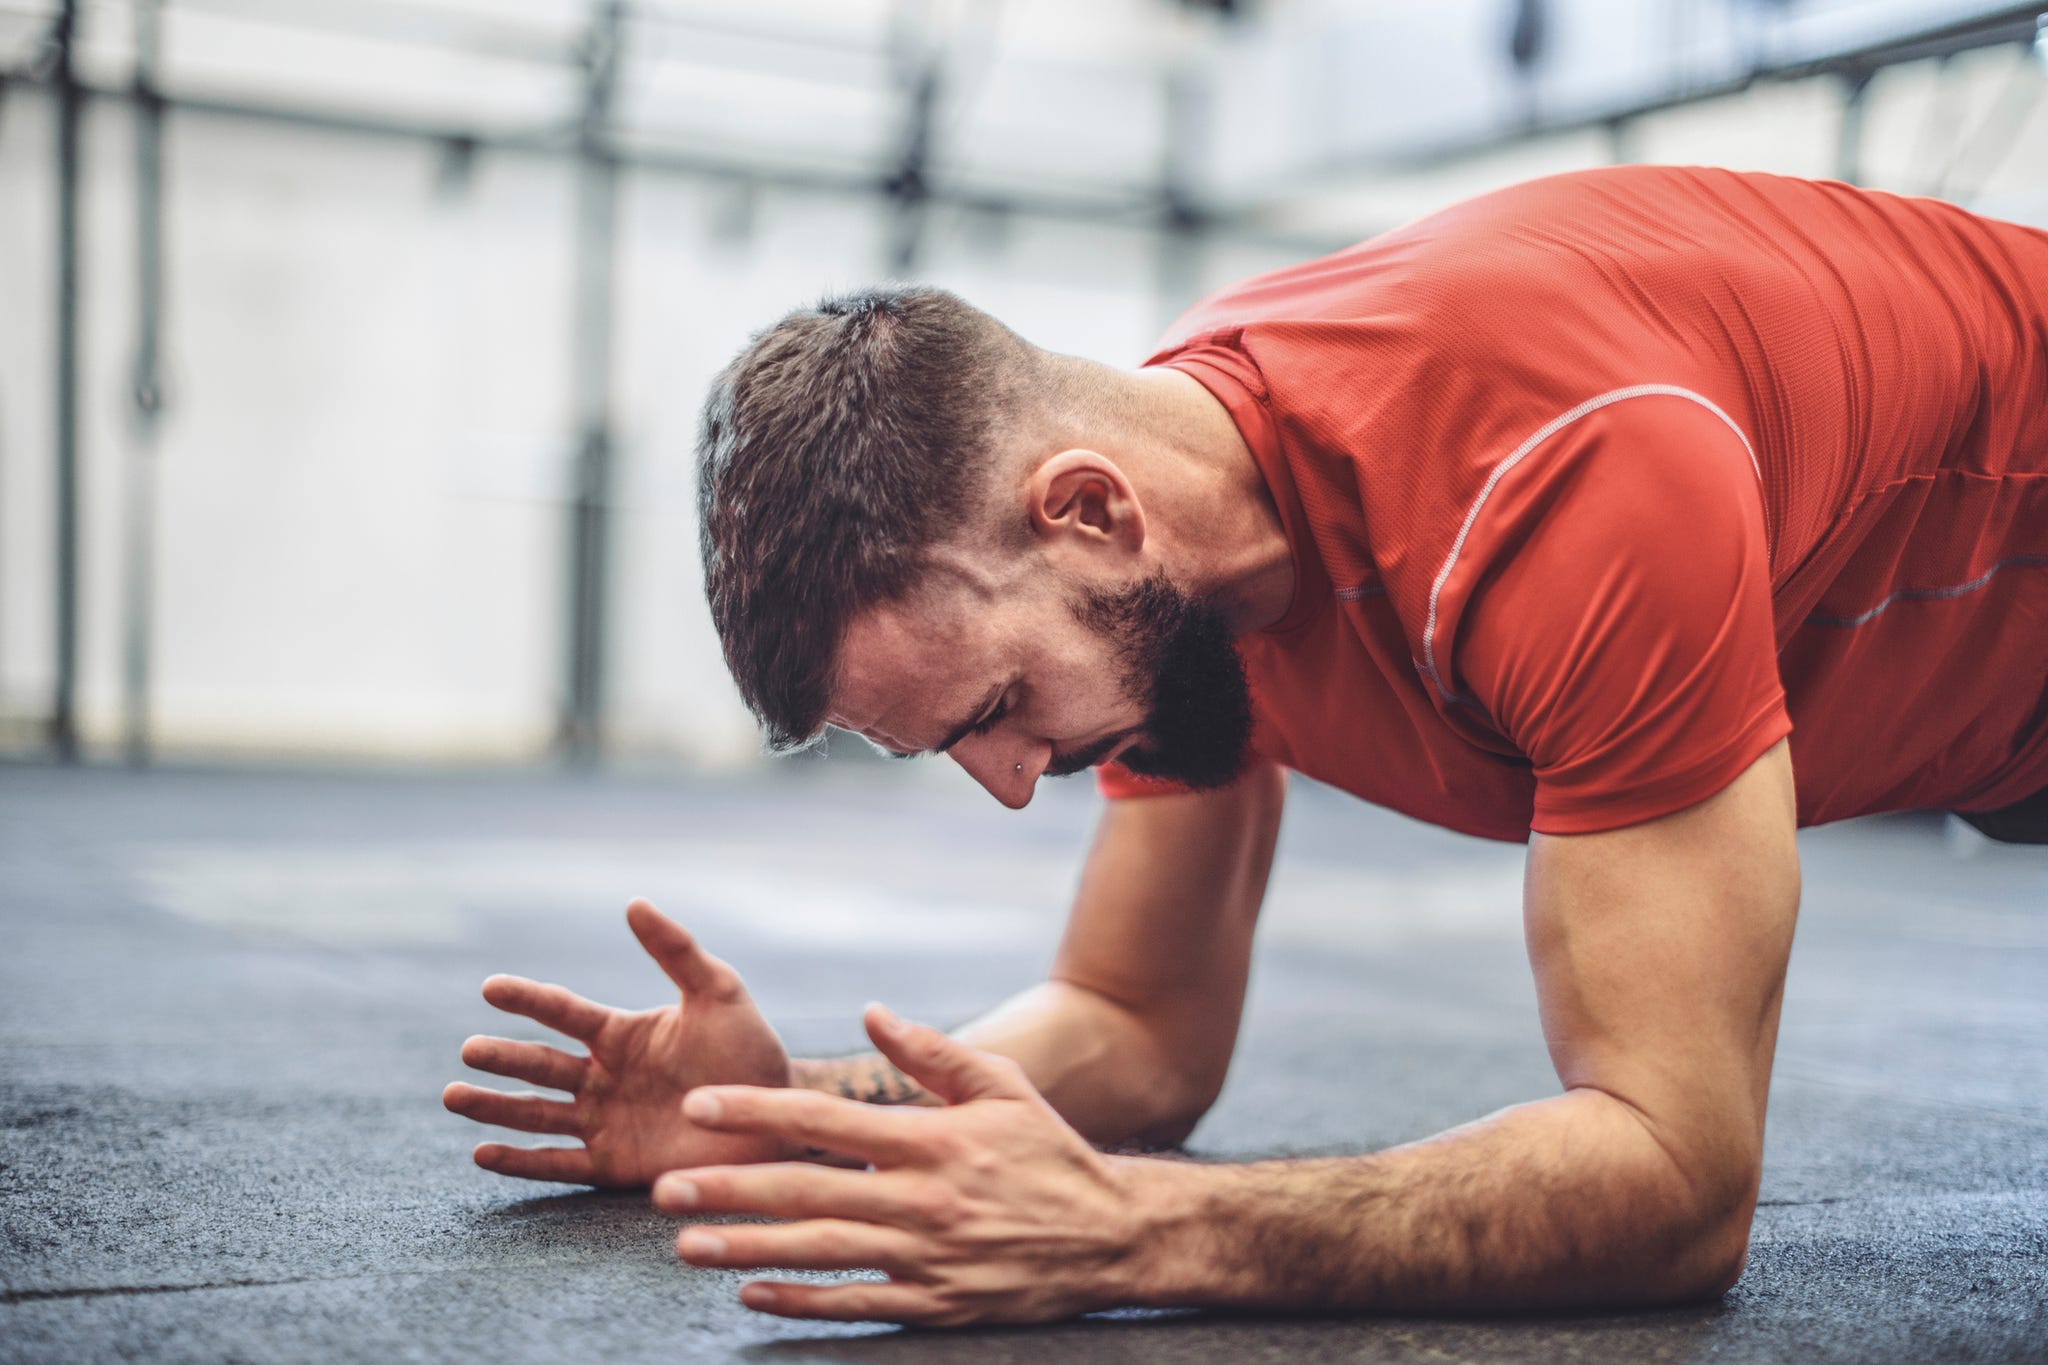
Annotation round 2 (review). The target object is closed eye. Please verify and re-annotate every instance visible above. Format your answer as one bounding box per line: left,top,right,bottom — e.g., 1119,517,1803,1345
966,699,1009,737
932,684,1012,755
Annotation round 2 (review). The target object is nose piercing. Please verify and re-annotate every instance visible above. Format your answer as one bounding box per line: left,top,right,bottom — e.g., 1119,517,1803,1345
1014,763,1023,774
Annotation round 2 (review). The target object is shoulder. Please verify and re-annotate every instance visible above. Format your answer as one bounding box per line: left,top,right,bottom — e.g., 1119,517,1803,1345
1164,165,1752,328
1441,391,1788,833
1433,387,1771,704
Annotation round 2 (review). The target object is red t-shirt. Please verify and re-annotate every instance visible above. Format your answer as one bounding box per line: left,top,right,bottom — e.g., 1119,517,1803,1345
1098,166,2048,840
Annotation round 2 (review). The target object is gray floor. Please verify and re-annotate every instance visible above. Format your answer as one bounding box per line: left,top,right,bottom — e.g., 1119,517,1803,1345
1,759,2043,1363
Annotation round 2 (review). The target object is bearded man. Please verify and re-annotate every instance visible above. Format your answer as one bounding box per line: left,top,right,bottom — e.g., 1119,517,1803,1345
444,165,2048,1326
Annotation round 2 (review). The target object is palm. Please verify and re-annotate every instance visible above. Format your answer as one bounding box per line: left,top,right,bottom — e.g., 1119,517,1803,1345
443,899,791,1188
577,987,788,1183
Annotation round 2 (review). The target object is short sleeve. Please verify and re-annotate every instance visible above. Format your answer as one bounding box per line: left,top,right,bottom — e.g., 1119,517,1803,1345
1446,392,1791,835
1094,761,1191,801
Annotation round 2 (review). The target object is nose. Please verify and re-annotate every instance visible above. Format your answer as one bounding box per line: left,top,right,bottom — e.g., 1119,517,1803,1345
947,733,1046,810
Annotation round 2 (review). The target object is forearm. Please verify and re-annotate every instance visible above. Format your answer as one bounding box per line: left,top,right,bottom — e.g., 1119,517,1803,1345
791,978,1205,1147
1119,1088,1756,1313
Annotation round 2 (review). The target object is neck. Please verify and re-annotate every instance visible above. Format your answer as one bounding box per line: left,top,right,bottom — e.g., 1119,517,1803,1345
1121,367,1296,634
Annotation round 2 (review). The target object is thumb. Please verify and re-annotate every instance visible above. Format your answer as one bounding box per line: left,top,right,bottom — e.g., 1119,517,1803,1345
863,1003,1031,1106
625,898,737,1000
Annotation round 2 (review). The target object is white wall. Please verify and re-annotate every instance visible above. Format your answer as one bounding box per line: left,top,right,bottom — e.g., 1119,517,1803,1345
0,89,1229,766
1,0,2041,766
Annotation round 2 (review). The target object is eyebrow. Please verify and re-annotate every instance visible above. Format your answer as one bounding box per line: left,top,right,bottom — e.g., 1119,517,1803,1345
929,683,1004,756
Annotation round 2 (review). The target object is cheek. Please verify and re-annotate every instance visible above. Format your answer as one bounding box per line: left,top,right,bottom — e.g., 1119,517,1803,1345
1035,652,1140,734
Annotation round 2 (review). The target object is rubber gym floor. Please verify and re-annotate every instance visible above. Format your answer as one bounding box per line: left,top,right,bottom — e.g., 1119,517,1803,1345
2,759,2043,1363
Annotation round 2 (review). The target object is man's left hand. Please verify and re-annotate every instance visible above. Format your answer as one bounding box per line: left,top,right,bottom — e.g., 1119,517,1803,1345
650,1003,1151,1326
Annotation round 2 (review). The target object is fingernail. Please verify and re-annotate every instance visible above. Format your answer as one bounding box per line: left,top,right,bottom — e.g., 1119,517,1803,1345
683,1091,722,1123
741,1283,778,1310
679,1230,725,1261
657,1177,698,1209
867,1002,902,1033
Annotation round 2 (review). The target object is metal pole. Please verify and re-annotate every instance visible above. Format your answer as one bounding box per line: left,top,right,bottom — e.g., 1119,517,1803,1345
884,60,938,275
880,0,942,276
1604,114,1637,165
123,0,166,767
1224,1,2047,220
49,0,82,762
559,0,622,766
0,68,1317,248
1837,66,1874,186
1154,56,1209,335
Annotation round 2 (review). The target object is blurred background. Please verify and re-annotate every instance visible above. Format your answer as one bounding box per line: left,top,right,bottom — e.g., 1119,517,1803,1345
4,9,2046,1358
1,0,2044,773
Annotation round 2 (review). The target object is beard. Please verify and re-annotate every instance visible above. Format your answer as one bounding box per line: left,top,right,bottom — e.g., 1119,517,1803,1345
1070,572,1256,791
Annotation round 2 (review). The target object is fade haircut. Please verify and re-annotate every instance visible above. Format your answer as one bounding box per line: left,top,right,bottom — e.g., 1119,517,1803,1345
696,284,1035,751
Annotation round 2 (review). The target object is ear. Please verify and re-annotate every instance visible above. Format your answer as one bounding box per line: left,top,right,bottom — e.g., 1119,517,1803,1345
1026,449,1146,555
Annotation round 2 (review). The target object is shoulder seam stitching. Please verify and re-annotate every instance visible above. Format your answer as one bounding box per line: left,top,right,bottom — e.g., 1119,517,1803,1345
1418,383,1762,703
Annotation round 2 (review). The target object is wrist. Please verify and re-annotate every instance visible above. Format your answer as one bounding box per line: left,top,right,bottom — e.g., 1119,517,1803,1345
1106,1154,1234,1310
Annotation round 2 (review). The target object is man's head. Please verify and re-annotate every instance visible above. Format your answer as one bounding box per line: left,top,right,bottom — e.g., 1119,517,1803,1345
696,284,1253,806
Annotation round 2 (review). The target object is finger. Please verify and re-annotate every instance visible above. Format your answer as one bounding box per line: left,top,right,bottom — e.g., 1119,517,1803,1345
625,899,741,1001
443,1082,584,1136
681,1086,928,1166
676,1218,920,1276
653,1164,938,1228
460,1036,587,1093
480,975,609,1045
472,1142,596,1185
737,1279,946,1325
863,1003,1033,1106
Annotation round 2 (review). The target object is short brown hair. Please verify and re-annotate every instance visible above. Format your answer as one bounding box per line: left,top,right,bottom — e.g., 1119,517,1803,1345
696,285,1031,750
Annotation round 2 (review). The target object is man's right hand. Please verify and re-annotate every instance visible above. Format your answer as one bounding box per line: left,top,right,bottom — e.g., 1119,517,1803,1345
442,898,792,1188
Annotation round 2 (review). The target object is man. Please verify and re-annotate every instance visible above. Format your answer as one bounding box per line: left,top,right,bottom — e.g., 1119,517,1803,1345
443,165,2048,1326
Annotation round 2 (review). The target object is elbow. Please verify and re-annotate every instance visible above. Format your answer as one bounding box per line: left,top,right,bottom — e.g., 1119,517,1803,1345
1129,1112,1202,1150
1674,1207,1753,1300
1112,1039,1236,1149
1584,1128,1758,1306
1650,1161,1759,1302
1127,1070,1224,1150
1059,978,1235,1150
1602,1203,1750,1307
1605,1099,1761,1303
1709,1235,1751,1298
1688,1144,1763,1298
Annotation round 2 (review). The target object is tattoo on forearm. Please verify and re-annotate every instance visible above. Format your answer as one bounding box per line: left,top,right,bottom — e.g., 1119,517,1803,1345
830,1060,926,1106
791,1053,933,1108
786,1054,933,1164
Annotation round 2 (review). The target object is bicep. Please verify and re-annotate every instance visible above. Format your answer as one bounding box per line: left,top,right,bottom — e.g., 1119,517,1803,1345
1523,738,1800,1217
